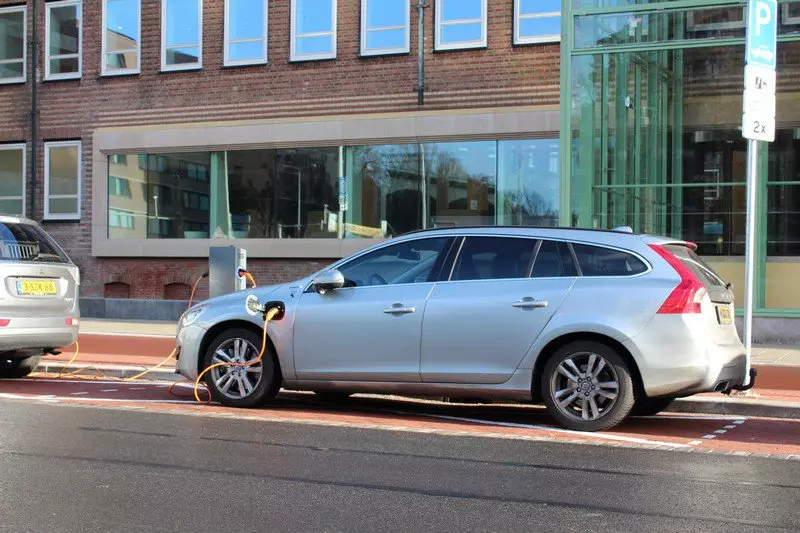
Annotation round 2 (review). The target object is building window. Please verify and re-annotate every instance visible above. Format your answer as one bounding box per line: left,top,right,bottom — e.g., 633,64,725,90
110,176,131,197
45,0,82,80
0,144,26,217
102,0,140,75
514,0,560,45
434,0,486,51
161,0,202,71
109,209,135,229
361,0,409,56
224,0,268,66
44,141,81,220
0,6,26,84
291,0,337,61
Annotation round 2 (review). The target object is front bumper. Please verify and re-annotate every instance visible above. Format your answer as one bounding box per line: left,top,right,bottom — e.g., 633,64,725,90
174,322,207,381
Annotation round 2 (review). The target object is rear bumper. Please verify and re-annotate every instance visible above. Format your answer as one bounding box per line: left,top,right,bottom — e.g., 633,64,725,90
0,327,78,355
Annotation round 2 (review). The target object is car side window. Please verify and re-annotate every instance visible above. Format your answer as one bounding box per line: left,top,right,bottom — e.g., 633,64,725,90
531,240,578,278
571,243,648,276
337,237,453,288
451,237,537,281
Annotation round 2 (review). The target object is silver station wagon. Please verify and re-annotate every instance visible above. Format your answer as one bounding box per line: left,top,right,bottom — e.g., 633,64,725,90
0,215,80,379
175,226,751,431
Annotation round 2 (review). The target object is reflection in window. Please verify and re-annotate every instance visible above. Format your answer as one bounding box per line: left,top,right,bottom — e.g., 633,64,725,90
0,144,25,216
225,0,268,65
162,0,202,70
435,0,486,51
291,0,336,61
514,0,560,45
361,0,409,56
46,0,82,80
497,140,559,226
425,141,496,228
452,237,537,281
45,141,81,220
103,0,140,75
339,237,452,287
0,6,26,83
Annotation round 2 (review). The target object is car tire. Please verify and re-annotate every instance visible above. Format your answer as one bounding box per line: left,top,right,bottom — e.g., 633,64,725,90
632,396,675,417
0,355,42,379
202,328,280,408
313,391,352,402
541,341,636,432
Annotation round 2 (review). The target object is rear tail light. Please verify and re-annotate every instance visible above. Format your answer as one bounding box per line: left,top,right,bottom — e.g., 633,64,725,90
649,244,706,314
0,319,9,327
66,318,79,327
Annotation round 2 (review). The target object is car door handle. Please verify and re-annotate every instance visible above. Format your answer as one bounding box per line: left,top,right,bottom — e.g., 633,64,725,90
383,304,416,315
512,298,548,309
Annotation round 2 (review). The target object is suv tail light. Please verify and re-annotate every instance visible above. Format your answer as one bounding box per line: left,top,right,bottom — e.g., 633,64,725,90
649,244,706,314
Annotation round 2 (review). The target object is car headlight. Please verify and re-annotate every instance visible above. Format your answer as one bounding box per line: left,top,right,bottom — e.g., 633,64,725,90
180,304,208,329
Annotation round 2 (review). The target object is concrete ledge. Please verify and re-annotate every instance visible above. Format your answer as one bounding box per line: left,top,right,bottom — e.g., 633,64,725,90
35,362,178,382
735,316,800,344
80,297,190,322
667,396,800,420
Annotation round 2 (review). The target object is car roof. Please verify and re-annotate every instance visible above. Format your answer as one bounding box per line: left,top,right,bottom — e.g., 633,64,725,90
0,214,37,226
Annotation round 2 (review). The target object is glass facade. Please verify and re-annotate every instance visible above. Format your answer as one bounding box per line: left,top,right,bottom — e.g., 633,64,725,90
107,138,560,241
567,0,800,313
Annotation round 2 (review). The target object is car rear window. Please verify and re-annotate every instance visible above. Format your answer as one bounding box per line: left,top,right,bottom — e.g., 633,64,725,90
663,244,726,287
571,243,648,277
0,222,69,263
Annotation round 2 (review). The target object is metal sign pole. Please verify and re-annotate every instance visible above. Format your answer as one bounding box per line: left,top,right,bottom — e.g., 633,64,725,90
742,139,759,387
740,0,777,387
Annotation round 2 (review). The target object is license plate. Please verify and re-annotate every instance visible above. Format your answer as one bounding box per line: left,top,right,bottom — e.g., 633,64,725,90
16,279,57,296
716,305,732,325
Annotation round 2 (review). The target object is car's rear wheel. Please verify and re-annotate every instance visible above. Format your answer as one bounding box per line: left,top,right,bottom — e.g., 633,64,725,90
632,396,675,417
541,341,635,432
0,355,41,379
202,328,280,408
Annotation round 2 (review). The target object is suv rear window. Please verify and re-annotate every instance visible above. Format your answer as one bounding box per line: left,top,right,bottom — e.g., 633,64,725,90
571,243,648,276
663,244,725,288
0,222,69,263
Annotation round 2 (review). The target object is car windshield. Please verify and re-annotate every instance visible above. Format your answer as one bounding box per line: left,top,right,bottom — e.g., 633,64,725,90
0,221,69,263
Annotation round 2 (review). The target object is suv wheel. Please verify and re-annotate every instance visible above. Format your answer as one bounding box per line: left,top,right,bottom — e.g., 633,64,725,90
202,328,280,408
0,355,42,379
542,341,635,432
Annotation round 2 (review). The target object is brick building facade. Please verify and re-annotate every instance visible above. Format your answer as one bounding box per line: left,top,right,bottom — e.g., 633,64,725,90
0,0,562,309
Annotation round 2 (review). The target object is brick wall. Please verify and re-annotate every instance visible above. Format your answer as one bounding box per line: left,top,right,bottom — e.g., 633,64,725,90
0,0,561,299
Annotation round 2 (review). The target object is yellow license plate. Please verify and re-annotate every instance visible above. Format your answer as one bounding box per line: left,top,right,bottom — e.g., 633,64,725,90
716,305,732,325
17,280,57,296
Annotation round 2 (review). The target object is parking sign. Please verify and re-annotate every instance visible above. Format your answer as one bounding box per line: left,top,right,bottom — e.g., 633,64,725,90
746,0,778,69
743,0,778,142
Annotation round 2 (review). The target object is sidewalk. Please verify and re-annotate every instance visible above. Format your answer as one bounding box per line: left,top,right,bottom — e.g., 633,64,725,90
30,319,800,419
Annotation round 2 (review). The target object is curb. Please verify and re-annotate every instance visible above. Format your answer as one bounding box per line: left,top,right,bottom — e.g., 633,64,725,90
35,362,178,383
666,396,800,420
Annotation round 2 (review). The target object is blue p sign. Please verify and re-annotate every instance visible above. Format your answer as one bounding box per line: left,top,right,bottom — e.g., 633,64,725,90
746,0,778,69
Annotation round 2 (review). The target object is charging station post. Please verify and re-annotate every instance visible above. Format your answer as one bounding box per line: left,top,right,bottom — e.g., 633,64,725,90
209,246,247,299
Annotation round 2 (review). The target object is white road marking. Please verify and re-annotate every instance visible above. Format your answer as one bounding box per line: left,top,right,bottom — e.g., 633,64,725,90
688,440,703,445
702,434,717,439
71,392,88,396
724,425,737,429
100,389,119,392
12,378,173,386
0,393,190,404
414,413,691,448
733,420,746,424
714,429,727,434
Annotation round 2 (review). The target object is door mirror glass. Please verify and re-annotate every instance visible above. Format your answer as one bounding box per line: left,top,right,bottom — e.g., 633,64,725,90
312,270,345,294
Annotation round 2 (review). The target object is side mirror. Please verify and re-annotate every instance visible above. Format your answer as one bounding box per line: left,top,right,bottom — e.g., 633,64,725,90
312,270,345,294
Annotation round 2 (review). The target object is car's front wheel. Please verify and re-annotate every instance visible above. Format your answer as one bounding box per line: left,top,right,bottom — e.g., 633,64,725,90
0,355,41,379
541,341,636,432
202,328,280,408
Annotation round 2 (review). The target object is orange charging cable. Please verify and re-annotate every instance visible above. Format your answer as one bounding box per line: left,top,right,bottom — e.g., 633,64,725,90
191,306,279,403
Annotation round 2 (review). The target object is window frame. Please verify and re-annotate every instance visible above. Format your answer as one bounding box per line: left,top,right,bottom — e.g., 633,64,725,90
161,0,203,72
224,0,269,66
360,0,410,57
434,0,487,52
783,3,800,25
0,143,27,217
44,140,82,221
101,0,141,76
0,5,27,84
290,0,337,62
513,0,560,46
45,0,82,81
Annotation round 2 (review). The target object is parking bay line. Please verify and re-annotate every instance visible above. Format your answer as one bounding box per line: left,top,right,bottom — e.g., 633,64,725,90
405,412,692,448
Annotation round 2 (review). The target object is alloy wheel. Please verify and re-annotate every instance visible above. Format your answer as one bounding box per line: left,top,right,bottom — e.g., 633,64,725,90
209,338,263,400
549,351,620,422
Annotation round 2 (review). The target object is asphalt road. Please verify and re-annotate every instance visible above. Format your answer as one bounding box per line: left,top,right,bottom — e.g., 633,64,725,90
1,400,798,533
